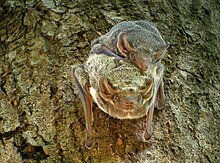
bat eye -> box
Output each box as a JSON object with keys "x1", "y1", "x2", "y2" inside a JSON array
[
  {"x1": 129, "y1": 53, "x2": 136, "y2": 59},
  {"x1": 138, "y1": 94, "x2": 142, "y2": 101},
  {"x1": 113, "y1": 95, "x2": 119, "y2": 101},
  {"x1": 153, "y1": 58, "x2": 160, "y2": 63}
]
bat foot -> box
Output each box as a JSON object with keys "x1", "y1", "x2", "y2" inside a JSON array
[
  {"x1": 85, "y1": 138, "x2": 94, "y2": 149},
  {"x1": 156, "y1": 101, "x2": 164, "y2": 110},
  {"x1": 143, "y1": 127, "x2": 153, "y2": 141}
]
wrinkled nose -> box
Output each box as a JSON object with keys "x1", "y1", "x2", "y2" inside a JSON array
[{"x1": 123, "y1": 101, "x2": 134, "y2": 110}]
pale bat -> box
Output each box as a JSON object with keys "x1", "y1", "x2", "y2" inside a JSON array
[{"x1": 72, "y1": 54, "x2": 165, "y2": 149}]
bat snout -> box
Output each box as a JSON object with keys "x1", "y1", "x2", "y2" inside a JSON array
[
  {"x1": 132, "y1": 56, "x2": 148, "y2": 71},
  {"x1": 123, "y1": 101, "x2": 134, "y2": 110},
  {"x1": 138, "y1": 62, "x2": 148, "y2": 71},
  {"x1": 120, "y1": 94, "x2": 143, "y2": 111}
]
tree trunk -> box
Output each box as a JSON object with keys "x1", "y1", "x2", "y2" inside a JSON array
[{"x1": 0, "y1": 0, "x2": 219, "y2": 162}]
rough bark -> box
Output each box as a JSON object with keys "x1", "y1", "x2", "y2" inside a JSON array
[{"x1": 0, "y1": 0, "x2": 219, "y2": 162}]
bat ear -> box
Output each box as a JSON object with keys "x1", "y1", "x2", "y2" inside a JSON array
[
  {"x1": 153, "y1": 44, "x2": 169, "y2": 61},
  {"x1": 99, "y1": 77, "x2": 119, "y2": 101},
  {"x1": 117, "y1": 32, "x2": 136, "y2": 57}
]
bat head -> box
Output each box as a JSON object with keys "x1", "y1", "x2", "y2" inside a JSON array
[
  {"x1": 117, "y1": 32, "x2": 169, "y2": 72},
  {"x1": 98, "y1": 77, "x2": 154, "y2": 117}
]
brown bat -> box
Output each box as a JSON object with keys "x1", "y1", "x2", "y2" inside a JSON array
[{"x1": 91, "y1": 20, "x2": 169, "y2": 72}]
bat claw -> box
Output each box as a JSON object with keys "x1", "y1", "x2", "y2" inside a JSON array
[
  {"x1": 85, "y1": 138, "x2": 94, "y2": 149},
  {"x1": 144, "y1": 127, "x2": 153, "y2": 141},
  {"x1": 156, "y1": 101, "x2": 164, "y2": 110}
]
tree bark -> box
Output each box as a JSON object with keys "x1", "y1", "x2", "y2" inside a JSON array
[{"x1": 0, "y1": 0, "x2": 219, "y2": 162}]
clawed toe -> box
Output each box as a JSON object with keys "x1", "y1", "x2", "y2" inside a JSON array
[
  {"x1": 85, "y1": 138, "x2": 94, "y2": 149},
  {"x1": 144, "y1": 128, "x2": 152, "y2": 141}
]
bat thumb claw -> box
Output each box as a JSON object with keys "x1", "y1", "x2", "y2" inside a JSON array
[{"x1": 85, "y1": 138, "x2": 94, "y2": 149}]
